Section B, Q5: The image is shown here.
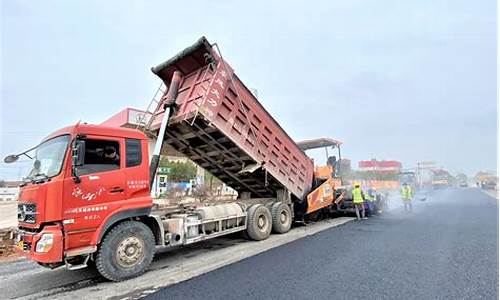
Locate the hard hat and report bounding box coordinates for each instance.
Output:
[354,182,360,187]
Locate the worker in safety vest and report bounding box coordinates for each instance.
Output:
[400,183,413,212]
[365,187,376,216]
[352,183,367,220]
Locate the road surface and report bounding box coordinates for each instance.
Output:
[0,188,496,299]
[146,188,498,300]
[0,214,354,299]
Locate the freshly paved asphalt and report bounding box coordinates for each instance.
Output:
[146,188,498,300]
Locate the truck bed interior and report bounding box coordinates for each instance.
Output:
[164,115,286,199]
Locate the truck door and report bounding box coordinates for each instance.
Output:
[62,136,126,250]
[122,138,150,200]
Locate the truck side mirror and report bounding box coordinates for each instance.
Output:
[74,140,85,166]
[72,139,85,183]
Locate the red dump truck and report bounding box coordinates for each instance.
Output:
[5,37,340,281]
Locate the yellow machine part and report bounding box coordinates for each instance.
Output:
[314,165,333,179]
[306,177,336,214]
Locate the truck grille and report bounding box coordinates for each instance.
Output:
[18,203,37,224]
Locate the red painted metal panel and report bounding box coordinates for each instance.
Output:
[359,160,402,168]
[101,108,152,128]
[152,37,313,200]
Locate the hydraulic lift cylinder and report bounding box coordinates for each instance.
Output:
[149,70,183,189]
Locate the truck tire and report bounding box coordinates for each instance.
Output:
[96,221,155,281]
[271,202,292,234]
[245,204,272,241]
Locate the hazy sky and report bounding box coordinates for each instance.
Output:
[1,0,497,180]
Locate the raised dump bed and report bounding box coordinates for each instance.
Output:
[151,37,313,201]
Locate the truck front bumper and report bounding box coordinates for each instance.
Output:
[15,224,64,264]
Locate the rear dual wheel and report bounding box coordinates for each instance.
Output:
[271,202,292,234]
[245,202,292,241]
[245,204,272,241]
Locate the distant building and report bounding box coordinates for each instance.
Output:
[0,181,21,202]
[358,159,402,174]
[152,167,170,197]
[216,183,238,196]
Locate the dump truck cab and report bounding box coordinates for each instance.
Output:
[13,123,153,269]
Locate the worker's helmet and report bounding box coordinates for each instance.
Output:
[354,182,360,187]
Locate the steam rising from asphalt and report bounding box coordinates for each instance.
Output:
[383,187,459,216]
[384,191,418,216]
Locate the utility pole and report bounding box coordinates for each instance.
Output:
[417,162,421,190]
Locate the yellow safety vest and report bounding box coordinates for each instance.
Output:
[400,186,412,199]
[366,189,375,202]
[352,187,364,204]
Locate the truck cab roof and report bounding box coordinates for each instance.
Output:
[43,123,148,141]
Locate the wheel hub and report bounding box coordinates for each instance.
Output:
[116,236,145,268]
[280,211,287,223]
[258,215,266,229]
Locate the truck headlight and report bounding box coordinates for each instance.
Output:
[35,233,54,253]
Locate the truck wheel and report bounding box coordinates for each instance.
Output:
[271,202,292,234]
[245,204,272,241]
[96,221,155,281]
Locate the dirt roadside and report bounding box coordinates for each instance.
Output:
[0,202,19,262]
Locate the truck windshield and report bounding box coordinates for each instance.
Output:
[26,135,70,180]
